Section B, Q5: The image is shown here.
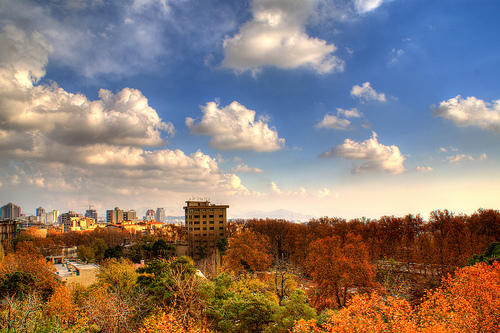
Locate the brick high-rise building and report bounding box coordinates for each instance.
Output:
[1,203,21,220]
[184,200,228,257]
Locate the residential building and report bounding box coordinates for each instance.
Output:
[156,207,166,223]
[1,203,21,220]
[107,207,124,224]
[85,206,98,222]
[36,207,46,216]
[106,207,137,224]
[184,200,228,257]
[53,261,99,287]
[62,216,95,232]
[124,209,137,221]
[0,219,18,242]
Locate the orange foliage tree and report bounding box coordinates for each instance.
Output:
[139,311,212,333]
[418,261,500,333]
[222,231,272,274]
[0,242,57,299]
[307,234,376,309]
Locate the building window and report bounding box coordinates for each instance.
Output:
[194,209,200,212]
[203,215,206,218]
[209,215,214,218]
[194,222,200,224]
[209,209,214,212]
[209,221,214,224]
[189,209,193,213]
[203,227,206,230]
[219,215,223,218]
[194,227,200,230]
[203,221,206,224]
[219,209,223,212]
[219,227,223,230]
[209,227,214,230]
[194,215,200,218]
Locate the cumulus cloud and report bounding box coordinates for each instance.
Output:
[433,95,500,132]
[186,101,285,152]
[320,132,405,174]
[270,182,307,196]
[0,25,247,198]
[351,82,386,102]
[232,163,264,173]
[222,0,344,74]
[315,108,362,130]
[0,0,193,80]
[315,115,351,130]
[354,0,391,14]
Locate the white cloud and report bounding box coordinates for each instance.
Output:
[354,0,391,14]
[351,82,386,102]
[186,101,285,152]
[416,166,433,172]
[337,107,362,118]
[232,163,264,173]
[447,154,474,163]
[433,95,500,132]
[447,153,487,163]
[0,25,248,199]
[320,131,405,174]
[315,115,351,130]
[315,108,363,130]
[222,0,344,74]
[319,188,330,198]
[270,181,283,195]
[0,0,181,80]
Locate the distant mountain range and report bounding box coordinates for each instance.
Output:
[166,209,316,224]
[231,209,316,223]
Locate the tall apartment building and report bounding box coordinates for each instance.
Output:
[1,203,21,220]
[156,207,166,223]
[106,207,137,224]
[85,206,98,223]
[36,207,46,216]
[144,209,155,221]
[184,200,228,257]
[61,211,81,231]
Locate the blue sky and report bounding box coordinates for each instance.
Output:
[0,0,498,219]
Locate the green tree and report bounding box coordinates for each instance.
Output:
[468,242,500,266]
[91,238,108,262]
[265,289,317,333]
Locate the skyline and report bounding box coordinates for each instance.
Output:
[0,0,498,220]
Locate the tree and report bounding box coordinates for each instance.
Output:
[91,238,108,262]
[96,258,139,296]
[265,289,316,333]
[0,242,57,300]
[292,292,417,333]
[419,262,500,333]
[468,242,500,266]
[46,283,78,326]
[139,311,211,333]
[222,231,272,274]
[137,256,204,321]
[307,234,376,309]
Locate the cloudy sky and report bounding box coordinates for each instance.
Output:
[0,0,498,220]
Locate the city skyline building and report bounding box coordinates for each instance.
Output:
[184,200,228,257]
[1,203,21,220]
[156,207,166,223]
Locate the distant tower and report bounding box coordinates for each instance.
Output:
[156,207,166,223]
[85,205,98,223]
[144,209,156,221]
[36,207,46,216]
[1,203,21,220]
